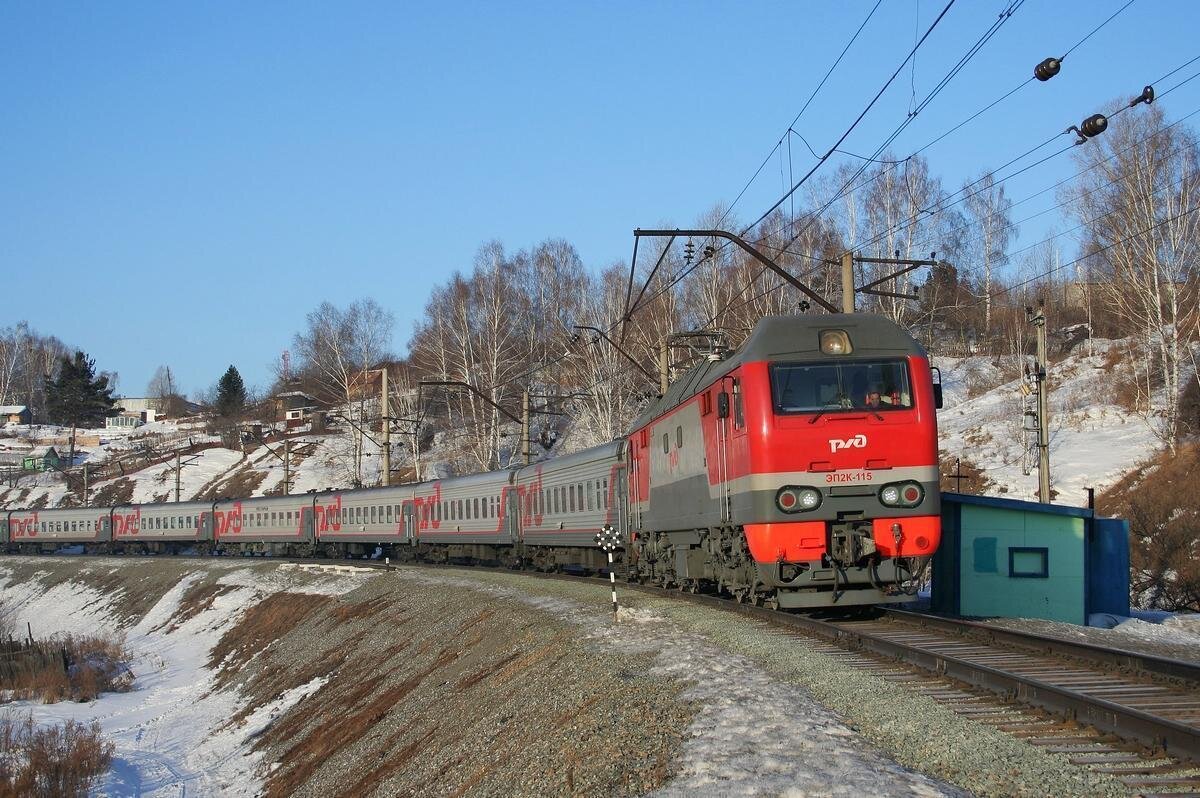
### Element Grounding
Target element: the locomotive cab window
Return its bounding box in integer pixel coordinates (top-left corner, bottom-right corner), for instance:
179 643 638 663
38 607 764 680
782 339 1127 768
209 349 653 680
771 360 914 414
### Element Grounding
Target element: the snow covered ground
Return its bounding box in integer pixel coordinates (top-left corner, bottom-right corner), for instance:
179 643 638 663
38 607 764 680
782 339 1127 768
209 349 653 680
935 339 1162 504
0 561 370 797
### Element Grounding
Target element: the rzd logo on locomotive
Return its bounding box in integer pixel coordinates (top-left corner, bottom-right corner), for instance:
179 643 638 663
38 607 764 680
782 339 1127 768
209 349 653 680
828 434 867 453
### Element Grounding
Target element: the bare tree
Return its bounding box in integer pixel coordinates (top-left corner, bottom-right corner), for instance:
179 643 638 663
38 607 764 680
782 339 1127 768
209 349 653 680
293 299 395 484
1065 103 1200 451
962 172 1015 336
147 365 186 417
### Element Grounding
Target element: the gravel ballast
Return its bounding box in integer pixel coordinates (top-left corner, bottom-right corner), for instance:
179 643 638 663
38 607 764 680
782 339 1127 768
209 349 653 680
444 568 1130 798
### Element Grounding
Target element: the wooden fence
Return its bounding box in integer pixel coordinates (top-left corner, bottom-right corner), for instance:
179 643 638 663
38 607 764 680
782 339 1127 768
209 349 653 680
0 639 67 685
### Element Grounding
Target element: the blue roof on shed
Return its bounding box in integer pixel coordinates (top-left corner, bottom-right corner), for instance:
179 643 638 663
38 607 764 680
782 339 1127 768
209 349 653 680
944 492 1093 519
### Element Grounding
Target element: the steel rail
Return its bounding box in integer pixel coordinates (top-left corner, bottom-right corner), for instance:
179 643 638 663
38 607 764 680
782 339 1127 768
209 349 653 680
883 608 1200 686
614 585 1200 764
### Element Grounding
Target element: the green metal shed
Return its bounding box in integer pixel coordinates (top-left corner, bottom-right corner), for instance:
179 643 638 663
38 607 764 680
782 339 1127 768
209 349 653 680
932 492 1128 625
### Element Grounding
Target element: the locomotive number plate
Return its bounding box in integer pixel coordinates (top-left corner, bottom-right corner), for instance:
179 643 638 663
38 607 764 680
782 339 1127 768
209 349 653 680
825 471 874 484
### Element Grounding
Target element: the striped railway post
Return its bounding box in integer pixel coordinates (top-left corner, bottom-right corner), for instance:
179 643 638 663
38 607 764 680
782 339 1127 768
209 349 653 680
594 524 620 623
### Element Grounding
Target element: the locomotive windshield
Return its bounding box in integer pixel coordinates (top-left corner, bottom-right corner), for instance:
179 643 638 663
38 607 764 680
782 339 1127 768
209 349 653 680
770 360 914 414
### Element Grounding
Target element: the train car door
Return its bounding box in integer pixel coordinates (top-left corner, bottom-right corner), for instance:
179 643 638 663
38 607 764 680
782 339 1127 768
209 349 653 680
504 486 521 543
200 512 213 542
614 464 629 536
402 503 417 545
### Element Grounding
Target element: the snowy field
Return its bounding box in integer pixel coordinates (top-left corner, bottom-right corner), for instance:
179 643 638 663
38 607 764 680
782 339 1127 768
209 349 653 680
0 561 371 797
935 340 1162 505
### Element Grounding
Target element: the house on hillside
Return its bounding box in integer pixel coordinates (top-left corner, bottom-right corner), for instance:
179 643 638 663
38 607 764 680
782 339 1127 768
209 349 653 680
23 446 60 472
0 406 31 425
272 391 321 428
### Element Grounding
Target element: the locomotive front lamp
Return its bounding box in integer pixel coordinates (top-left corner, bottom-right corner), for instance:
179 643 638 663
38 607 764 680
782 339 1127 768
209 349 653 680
776 486 821 513
819 330 852 355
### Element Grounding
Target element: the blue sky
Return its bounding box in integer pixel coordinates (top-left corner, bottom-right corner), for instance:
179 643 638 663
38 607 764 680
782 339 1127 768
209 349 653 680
3 1 1198 397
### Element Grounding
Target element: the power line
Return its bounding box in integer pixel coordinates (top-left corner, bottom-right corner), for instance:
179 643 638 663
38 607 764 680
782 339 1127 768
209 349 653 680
743 0 960 235
848 64 1200 255
981 202 1200 303
718 0 886 228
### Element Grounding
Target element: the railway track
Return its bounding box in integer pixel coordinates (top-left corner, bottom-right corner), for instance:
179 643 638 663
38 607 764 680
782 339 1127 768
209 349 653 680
619 583 1200 797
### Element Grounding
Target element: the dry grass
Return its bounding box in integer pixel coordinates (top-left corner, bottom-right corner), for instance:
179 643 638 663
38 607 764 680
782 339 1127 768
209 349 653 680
89 478 135 508
193 463 267 503
0 712 113 797
1099 441 1200 611
939 453 995 496
0 635 132 704
208 593 332 689
163 580 235 632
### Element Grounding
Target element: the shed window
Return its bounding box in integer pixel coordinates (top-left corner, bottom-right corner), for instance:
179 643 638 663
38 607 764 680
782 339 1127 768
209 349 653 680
1009 547 1049 578
676 425 683 448
662 433 669 453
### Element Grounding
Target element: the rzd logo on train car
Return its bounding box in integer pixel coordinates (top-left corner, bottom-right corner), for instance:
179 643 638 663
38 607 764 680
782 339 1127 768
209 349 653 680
214 502 244 535
10 512 39 538
113 508 141 537
413 482 442 530
828 434 867 453
312 495 342 533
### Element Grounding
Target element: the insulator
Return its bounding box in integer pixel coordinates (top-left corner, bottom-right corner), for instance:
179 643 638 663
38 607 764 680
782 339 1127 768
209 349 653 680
1080 113 1108 138
1130 85 1155 107
1034 57 1061 82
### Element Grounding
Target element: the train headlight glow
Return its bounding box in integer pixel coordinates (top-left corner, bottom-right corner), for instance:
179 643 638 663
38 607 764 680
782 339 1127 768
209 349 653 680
777 486 821 513
819 329 853 355
880 485 901 506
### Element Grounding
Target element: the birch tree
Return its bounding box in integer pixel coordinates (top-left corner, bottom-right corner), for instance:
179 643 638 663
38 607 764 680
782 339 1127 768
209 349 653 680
294 299 395 484
1066 103 1200 450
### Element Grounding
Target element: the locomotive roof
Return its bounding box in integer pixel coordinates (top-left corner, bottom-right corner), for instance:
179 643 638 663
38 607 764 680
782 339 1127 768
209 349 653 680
632 313 927 430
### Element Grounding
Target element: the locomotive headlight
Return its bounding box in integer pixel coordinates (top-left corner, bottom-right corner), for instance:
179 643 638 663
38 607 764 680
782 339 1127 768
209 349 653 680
777 486 821 513
798 488 821 509
819 329 853 355
880 481 924 508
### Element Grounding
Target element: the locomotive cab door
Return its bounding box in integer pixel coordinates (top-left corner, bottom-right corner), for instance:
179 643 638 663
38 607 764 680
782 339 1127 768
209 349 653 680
716 381 736 525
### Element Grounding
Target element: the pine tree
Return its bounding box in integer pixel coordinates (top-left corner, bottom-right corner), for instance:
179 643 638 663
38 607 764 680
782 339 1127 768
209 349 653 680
44 351 116 464
215 366 246 417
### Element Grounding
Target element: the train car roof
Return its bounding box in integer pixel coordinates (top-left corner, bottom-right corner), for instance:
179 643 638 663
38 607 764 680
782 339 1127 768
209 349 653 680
632 313 927 430
516 440 623 479
129 500 213 513
432 468 517 490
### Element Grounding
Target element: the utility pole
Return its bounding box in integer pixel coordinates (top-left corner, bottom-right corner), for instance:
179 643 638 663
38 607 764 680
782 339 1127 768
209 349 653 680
380 367 390 487
173 450 201 502
841 251 855 313
1027 304 1051 503
658 340 670 395
283 439 290 495
82 463 89 507
521 390 531 465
